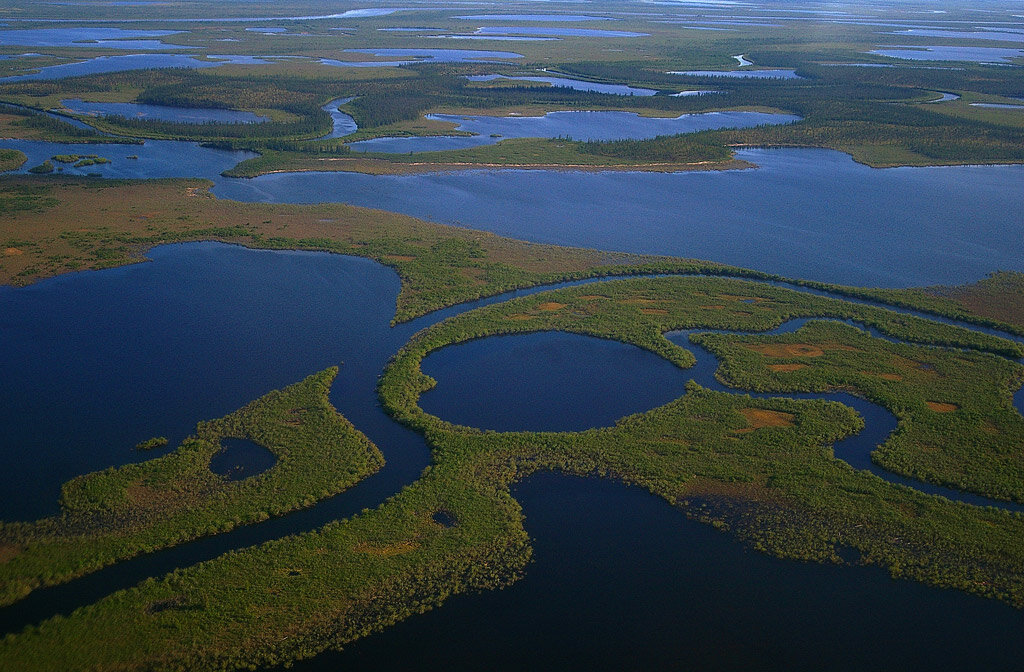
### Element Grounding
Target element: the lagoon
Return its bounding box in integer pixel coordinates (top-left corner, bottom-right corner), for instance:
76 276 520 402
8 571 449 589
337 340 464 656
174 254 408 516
347 110 799 153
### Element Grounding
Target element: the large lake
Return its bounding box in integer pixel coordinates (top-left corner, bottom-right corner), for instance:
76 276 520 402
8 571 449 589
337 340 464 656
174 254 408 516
213 148 1024 287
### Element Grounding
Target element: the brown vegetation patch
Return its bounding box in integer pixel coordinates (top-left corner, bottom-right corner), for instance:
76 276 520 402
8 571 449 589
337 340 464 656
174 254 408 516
982 420 1001 435
579 295 608 300
3 247 23 256
747 343 824 358
734 408 796 433
353 540 418 557
769 363 807 372
926 401 959 413
640 308 669 315
0 543 22 564
538 302 566 311
507 314 535 321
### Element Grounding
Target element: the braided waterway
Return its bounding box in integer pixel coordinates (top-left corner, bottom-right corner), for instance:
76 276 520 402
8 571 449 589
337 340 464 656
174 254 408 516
1 243 1022 654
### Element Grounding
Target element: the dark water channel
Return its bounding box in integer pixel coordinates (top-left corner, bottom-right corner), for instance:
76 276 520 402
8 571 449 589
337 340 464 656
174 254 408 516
1 243 1023 671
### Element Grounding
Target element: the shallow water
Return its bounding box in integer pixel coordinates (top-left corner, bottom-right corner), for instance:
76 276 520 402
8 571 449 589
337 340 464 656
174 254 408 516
0 27 184 49
0 53 280 82
209 438 277 481
869 45 1024 63
347 110 799 153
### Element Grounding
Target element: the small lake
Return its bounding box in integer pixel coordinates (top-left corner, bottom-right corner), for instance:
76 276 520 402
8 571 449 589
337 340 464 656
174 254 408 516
60 98 268 124
869 45 1024 63
971 102 1024 109
1 138 253 178
209 438 277 481
0 53 281 82
347 110 800 154
337 48 523 65
467 73 658 96
420 332 691 431
0 27 185 49
887 29 1024 43
667 69 803 79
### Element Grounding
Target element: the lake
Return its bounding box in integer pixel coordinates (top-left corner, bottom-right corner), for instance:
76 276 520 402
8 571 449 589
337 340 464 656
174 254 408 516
211 148 1024 288
347 110 799 153
60 98 268 125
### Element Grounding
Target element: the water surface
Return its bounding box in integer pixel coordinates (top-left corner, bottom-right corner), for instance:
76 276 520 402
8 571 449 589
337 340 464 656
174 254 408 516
467 73 658 96
212 148 1024 288
0 27 184 49
60 98 268 124
348 110 799 154
667 68 802 79
869 45 1024 63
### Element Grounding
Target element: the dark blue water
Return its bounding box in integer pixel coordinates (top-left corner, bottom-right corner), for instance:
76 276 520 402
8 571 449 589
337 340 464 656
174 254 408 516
0 27 184 49
328 472 1024 672
420 332 691 431
467 73 658 96
60 99 268 125
212 148 1024 288
869 46 1024 63
348 110 799 154
209 438 277 481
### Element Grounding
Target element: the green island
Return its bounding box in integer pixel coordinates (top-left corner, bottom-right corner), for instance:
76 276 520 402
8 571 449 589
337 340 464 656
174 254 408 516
0 367 383 607
3 276 1024 670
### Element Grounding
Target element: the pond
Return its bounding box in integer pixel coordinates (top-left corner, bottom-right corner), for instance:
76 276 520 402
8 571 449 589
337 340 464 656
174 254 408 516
868 45 1024 63
467 73 658 96
347 110 799 154
60 98 268 125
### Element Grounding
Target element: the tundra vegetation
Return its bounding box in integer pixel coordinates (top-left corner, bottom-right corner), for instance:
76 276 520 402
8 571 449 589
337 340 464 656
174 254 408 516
2 276 1023 671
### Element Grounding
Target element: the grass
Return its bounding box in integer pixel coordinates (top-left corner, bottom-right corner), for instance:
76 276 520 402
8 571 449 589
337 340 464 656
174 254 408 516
0 367 383 607
692 319 1024 502
922 271 1024 331
0 149 25 172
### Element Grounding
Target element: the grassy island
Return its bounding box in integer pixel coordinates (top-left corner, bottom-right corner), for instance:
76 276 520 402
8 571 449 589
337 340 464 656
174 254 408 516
0 368 383 608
